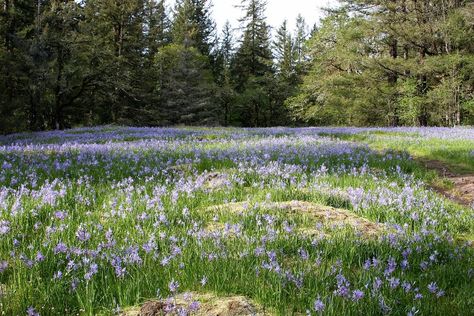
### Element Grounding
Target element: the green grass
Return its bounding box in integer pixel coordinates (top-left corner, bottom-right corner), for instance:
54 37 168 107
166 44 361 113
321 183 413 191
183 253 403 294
321 132 474 175
0 127 473 315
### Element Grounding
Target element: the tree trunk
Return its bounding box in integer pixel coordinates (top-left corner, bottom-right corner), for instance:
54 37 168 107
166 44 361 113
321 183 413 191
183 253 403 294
418 46 429 126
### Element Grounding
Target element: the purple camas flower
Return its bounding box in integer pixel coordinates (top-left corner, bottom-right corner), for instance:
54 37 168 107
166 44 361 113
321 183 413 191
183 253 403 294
35 252 44 263
53 271 63 280
372 277 383 292
76 227 91 242
189 301 200 311
169 279 179 293
427 282 438 293
84 263 98 281
160 256 171 266
384 257 397 276
352 289 364 302
388 277 400 289
54 211 67 220
0 220 10 235
402 281 412 293
254 247 265 256
172 246 182 257
414 292 423 300
401 259 409 270
313 297 325 312
372 257 380 268
363 258 372 270
420 261 428 271
54 242 67 254
71 278 79 292
335 285 350 298
27 307 40 316
0 260 8 272
298 248 309 260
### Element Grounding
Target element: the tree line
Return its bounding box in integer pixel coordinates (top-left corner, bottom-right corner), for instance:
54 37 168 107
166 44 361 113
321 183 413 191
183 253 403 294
0 0 473 133
288 0 474 126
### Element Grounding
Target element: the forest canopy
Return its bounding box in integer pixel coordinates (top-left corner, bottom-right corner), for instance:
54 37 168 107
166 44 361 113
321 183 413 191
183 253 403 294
0 0 473 133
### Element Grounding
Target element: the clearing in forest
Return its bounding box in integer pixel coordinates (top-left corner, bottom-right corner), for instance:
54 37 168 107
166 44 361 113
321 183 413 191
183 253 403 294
0 126 473 316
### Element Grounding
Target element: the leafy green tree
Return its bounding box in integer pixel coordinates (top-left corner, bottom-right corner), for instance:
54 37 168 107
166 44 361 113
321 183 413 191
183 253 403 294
287 11 380 126
287 0 474 126
0 0 37 132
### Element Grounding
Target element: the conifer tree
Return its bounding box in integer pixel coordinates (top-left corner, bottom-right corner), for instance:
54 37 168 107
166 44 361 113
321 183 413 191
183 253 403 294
83 0 148 125
215 21 236 125
274 20 295 80
294 14 309 75
144 0 170 62
155 44 217 125
233 0 273 90
171 0 215 55
232 0 274 126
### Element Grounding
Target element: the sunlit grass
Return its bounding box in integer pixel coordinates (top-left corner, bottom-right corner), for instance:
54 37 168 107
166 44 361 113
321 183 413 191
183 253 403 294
0 127 472 315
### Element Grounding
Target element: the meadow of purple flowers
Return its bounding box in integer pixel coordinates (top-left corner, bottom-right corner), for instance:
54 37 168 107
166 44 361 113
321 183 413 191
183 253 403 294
0 127 472 315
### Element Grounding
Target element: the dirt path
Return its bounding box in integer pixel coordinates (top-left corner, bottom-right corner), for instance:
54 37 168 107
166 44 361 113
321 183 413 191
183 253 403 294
418 158 474 208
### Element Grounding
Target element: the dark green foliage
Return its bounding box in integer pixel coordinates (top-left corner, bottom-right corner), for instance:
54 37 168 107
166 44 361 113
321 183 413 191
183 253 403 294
232 0 273 90
230 0 282 126
155 44 218 125
287 0 474 126
0 0 473 133
214 21 237 126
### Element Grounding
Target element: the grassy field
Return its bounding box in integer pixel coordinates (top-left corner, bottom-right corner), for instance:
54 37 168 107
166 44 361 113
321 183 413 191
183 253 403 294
0 127 473 315
319 129 474 175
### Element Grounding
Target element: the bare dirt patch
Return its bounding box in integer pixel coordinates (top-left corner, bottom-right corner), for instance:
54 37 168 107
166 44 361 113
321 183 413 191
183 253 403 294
206 201 384 237
123 292 269 316
197 171 232 190
204 221 328 239
444 175 474 207
165 163 194 173
419 158 474 207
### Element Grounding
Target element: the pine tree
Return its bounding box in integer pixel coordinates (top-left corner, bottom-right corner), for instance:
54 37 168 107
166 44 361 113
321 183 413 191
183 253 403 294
274 20 295 80
155 44 217 125
0 0 37 132
160 0 218 125
144 0 170 62
271 20 297 126
232 0 274 126
215 21 236 125
232 0 273 90
294 14 308 66
83 0 148 125
171 0 215 55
